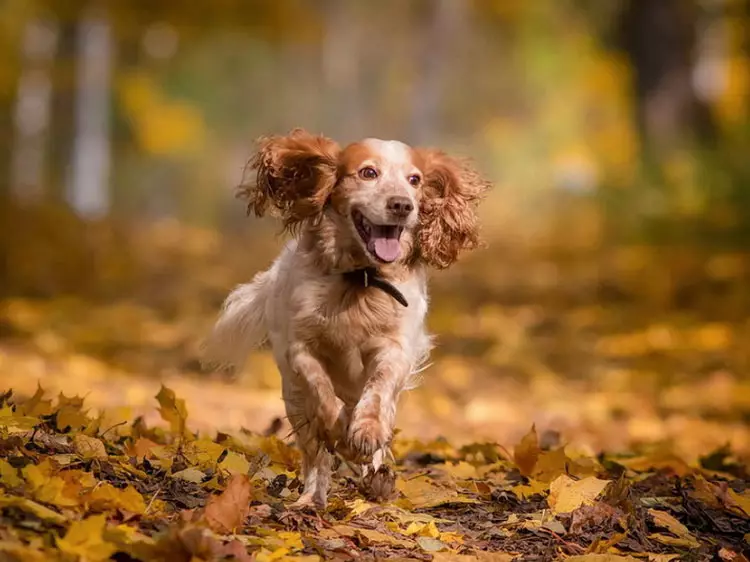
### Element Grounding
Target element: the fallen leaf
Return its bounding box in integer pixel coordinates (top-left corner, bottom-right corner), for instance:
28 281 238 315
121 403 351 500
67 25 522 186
203 473 252 533
88 483 146 514
72 433 108 460
648 509 700 548
0 459 23 488
416 536 447 552
171 467 206 484
0 405 39 433
356 528 414 548
565 554 638 562
511 478 549 499
514 425 540 477
548 475 610 514
56 514 117 562
396 475 478 509
22 460 80 507
155 384 189 435
219 451 250 475
0 494 68 524
17 384 52 417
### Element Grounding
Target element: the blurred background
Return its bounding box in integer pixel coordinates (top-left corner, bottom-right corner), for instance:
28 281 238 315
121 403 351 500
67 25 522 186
1 0 750 462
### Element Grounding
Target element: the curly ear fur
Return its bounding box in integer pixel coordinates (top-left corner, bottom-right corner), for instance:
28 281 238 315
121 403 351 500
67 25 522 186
416 149 491 269
238 129 340 232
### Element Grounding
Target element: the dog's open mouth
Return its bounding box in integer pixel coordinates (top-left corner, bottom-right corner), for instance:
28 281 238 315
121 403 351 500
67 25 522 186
352 209 404 263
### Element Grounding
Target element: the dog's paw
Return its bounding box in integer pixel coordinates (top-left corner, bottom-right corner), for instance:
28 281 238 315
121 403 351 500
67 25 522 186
361 464 397 502
347 417 389 461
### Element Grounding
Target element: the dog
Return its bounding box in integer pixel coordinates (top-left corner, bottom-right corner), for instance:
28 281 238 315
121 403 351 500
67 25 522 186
203 129 490 507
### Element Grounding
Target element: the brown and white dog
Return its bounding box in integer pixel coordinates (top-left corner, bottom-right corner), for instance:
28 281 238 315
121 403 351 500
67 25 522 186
203 129 490 507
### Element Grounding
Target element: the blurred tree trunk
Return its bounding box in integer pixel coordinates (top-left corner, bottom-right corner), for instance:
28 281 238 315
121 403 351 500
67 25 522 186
10 19 59 203
410 0 467 145
49 23 77 204
67 8 113 218
618 0 716 154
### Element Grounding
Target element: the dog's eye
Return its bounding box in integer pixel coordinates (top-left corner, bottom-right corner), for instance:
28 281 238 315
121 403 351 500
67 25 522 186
408 174 421 187
359 167 378 180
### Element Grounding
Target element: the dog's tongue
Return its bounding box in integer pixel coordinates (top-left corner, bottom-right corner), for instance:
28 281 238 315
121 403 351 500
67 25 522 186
372 237 401 262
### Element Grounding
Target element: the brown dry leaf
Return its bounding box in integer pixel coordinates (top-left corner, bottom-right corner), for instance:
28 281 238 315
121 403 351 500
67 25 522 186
548 475 610 514
72 433 108 460
648 509 700 548
514 425 540 477
718 547 750 562
155 384 189 435
203 473 252 534
688 475 723 509
56 514 117 562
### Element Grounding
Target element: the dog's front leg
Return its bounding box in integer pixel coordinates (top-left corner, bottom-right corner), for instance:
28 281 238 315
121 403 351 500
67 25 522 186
347 339 409 462
286 343 347 509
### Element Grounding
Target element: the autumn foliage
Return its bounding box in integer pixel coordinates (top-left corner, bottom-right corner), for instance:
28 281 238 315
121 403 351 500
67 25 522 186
1 382 749 561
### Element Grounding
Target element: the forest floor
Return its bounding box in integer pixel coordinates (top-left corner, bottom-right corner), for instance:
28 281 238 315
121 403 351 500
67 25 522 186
1 219 750 561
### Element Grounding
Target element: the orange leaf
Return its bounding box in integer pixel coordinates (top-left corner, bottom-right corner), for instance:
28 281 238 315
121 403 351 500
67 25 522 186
203 474 252 534
514 425 540 477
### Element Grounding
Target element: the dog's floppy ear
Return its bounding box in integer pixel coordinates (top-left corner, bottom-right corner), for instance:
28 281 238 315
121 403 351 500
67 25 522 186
239 129 340 231
415 149 491 269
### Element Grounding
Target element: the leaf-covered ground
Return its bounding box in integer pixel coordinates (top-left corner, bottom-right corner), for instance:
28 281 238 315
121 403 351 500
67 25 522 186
3 219 750 560
1 382 749 562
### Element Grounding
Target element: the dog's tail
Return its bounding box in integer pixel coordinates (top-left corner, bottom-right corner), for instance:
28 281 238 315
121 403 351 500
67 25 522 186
201 270 272 372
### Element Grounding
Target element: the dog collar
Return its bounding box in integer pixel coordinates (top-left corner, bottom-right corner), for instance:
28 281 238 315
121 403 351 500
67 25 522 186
343 267 409 308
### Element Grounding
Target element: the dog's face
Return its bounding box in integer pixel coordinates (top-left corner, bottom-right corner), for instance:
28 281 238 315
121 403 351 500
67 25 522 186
241 129 490 270
332 139 422 265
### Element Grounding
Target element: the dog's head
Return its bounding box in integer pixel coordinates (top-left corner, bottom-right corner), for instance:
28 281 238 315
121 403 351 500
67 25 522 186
241 129 490 269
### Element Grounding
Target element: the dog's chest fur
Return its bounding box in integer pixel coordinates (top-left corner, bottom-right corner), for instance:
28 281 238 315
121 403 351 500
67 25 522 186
299 276 403 350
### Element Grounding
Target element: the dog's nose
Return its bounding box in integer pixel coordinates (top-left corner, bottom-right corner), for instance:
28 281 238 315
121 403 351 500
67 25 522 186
387 196 414 217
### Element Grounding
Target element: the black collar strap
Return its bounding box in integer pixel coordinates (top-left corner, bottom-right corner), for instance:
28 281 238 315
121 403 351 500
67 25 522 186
342 267 409 308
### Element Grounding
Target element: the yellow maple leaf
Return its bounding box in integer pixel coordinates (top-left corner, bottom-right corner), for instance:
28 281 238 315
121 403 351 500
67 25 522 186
22 460 79 507
0 405 39 433
0 459 22 488
219 451 251 475
548 475 610 514
88 483 146 514
57 514 116 562
17 384 52 417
